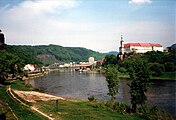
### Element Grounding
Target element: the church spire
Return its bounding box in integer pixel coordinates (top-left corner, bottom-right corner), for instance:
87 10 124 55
118 34 124 60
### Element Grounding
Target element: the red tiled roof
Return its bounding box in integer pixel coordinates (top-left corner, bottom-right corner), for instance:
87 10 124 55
97 59 105 63
124 43 162 47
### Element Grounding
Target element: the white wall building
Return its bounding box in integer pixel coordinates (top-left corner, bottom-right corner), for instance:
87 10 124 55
89 57 94 65
24 64 35 71
123 43 163 53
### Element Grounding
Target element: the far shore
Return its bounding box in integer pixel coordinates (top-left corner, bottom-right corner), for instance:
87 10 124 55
24 69 176 81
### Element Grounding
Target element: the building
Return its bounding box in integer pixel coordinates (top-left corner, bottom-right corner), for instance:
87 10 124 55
96 59 105 68
88 57 94 65
24 64 35 72
123 43 163 53
118 35 163 60
0 30 5 48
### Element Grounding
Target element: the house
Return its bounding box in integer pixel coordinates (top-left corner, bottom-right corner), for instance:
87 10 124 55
24 64 35 72
96 59 105 67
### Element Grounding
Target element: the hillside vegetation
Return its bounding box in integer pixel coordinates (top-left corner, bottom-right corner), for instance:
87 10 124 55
5 44 105 65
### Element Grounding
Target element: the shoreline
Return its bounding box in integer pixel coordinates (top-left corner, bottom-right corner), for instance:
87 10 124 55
25 69 176 81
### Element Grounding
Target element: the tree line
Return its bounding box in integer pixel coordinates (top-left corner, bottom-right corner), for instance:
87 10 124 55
0 45 41 83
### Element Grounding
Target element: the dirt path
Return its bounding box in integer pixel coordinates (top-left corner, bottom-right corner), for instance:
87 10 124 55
7 86 56 120
13 90 65 102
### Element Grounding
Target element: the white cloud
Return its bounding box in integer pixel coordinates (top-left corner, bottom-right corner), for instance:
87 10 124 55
5 0 78 14
129 0 152 5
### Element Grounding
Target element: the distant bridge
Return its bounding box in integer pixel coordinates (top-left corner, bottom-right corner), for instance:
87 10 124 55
48 63 91 69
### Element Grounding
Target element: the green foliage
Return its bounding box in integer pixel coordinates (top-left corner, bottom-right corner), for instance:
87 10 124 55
149 63 165 76
88 95 96 102
144 51 165 64
144 50 176 72
105 65 119 102
164 62 175 72
125 55 151 112
4 44 105 65
4 45 41 65
0 85 44 120
36 100 143 120
93 101 129 114
118 67 126 73
138 105 174 120
103 54 118 66
0 50 25 83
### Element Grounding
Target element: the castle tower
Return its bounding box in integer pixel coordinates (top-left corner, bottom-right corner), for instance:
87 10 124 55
0 30 5 47
118 35 124 60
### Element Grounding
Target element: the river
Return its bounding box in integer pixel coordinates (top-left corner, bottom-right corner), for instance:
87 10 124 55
25 71 176 117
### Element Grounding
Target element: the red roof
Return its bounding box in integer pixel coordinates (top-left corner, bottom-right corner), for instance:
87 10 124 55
97 59 105 63
124 43 162 47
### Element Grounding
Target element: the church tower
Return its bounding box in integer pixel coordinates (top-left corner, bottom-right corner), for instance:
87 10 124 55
118 35 124 60
0 30 5 48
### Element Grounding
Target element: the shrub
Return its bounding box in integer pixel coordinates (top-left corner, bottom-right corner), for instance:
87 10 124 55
149 63 165 76
92 101 105 108
113 102 128 114
118 67 126 73
164 62 175 72
105 100 114 109
88 95 96 102
138 106 174 120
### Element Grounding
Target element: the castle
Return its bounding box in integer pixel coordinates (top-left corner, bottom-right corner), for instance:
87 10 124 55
0 30 5 47
118 35 163 60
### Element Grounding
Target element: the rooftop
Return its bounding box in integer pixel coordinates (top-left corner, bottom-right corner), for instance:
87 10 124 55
124 43 162 47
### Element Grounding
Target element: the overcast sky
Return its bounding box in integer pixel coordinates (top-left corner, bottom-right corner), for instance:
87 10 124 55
0 0 175 52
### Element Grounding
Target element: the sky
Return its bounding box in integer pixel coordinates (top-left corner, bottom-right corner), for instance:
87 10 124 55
0 0 175 53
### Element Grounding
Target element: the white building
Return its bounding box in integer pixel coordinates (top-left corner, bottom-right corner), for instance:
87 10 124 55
118 35 164 60
123 43 163 53
24 64 35 71
89 57 94 65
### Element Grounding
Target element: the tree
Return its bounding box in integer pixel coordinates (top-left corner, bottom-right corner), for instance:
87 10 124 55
0 50 25 83
125 55 151 112
149 63 165 76
105 65 119 103
103 54 118 66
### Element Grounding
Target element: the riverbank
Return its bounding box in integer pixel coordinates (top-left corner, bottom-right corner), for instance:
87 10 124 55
118 71 176 80
23 71 49 80
0 79 145 120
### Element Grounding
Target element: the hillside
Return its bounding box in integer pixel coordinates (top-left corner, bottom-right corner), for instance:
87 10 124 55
104 51 118 56
5 44 105 65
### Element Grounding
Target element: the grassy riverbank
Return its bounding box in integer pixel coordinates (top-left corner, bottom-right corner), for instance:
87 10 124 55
118 71 176 80
0 84 45 120
34 100 142 120
0 79 145 120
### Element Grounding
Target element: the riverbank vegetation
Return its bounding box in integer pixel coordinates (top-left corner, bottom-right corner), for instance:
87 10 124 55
0 83 45 120
103 47 176 80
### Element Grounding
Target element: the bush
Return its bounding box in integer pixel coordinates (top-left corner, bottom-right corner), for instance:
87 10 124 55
118 67 127 73
149 63 165 76
105 100 114 109
92 101 105 108
113 102 128 114
138 106 174 120
88 96 96 102
164 62 175 72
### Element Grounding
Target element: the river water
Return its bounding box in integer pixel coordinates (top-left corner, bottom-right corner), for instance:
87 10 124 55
26 71 176 117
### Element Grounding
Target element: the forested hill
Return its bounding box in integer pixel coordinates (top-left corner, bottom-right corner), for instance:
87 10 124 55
5 44 105 65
